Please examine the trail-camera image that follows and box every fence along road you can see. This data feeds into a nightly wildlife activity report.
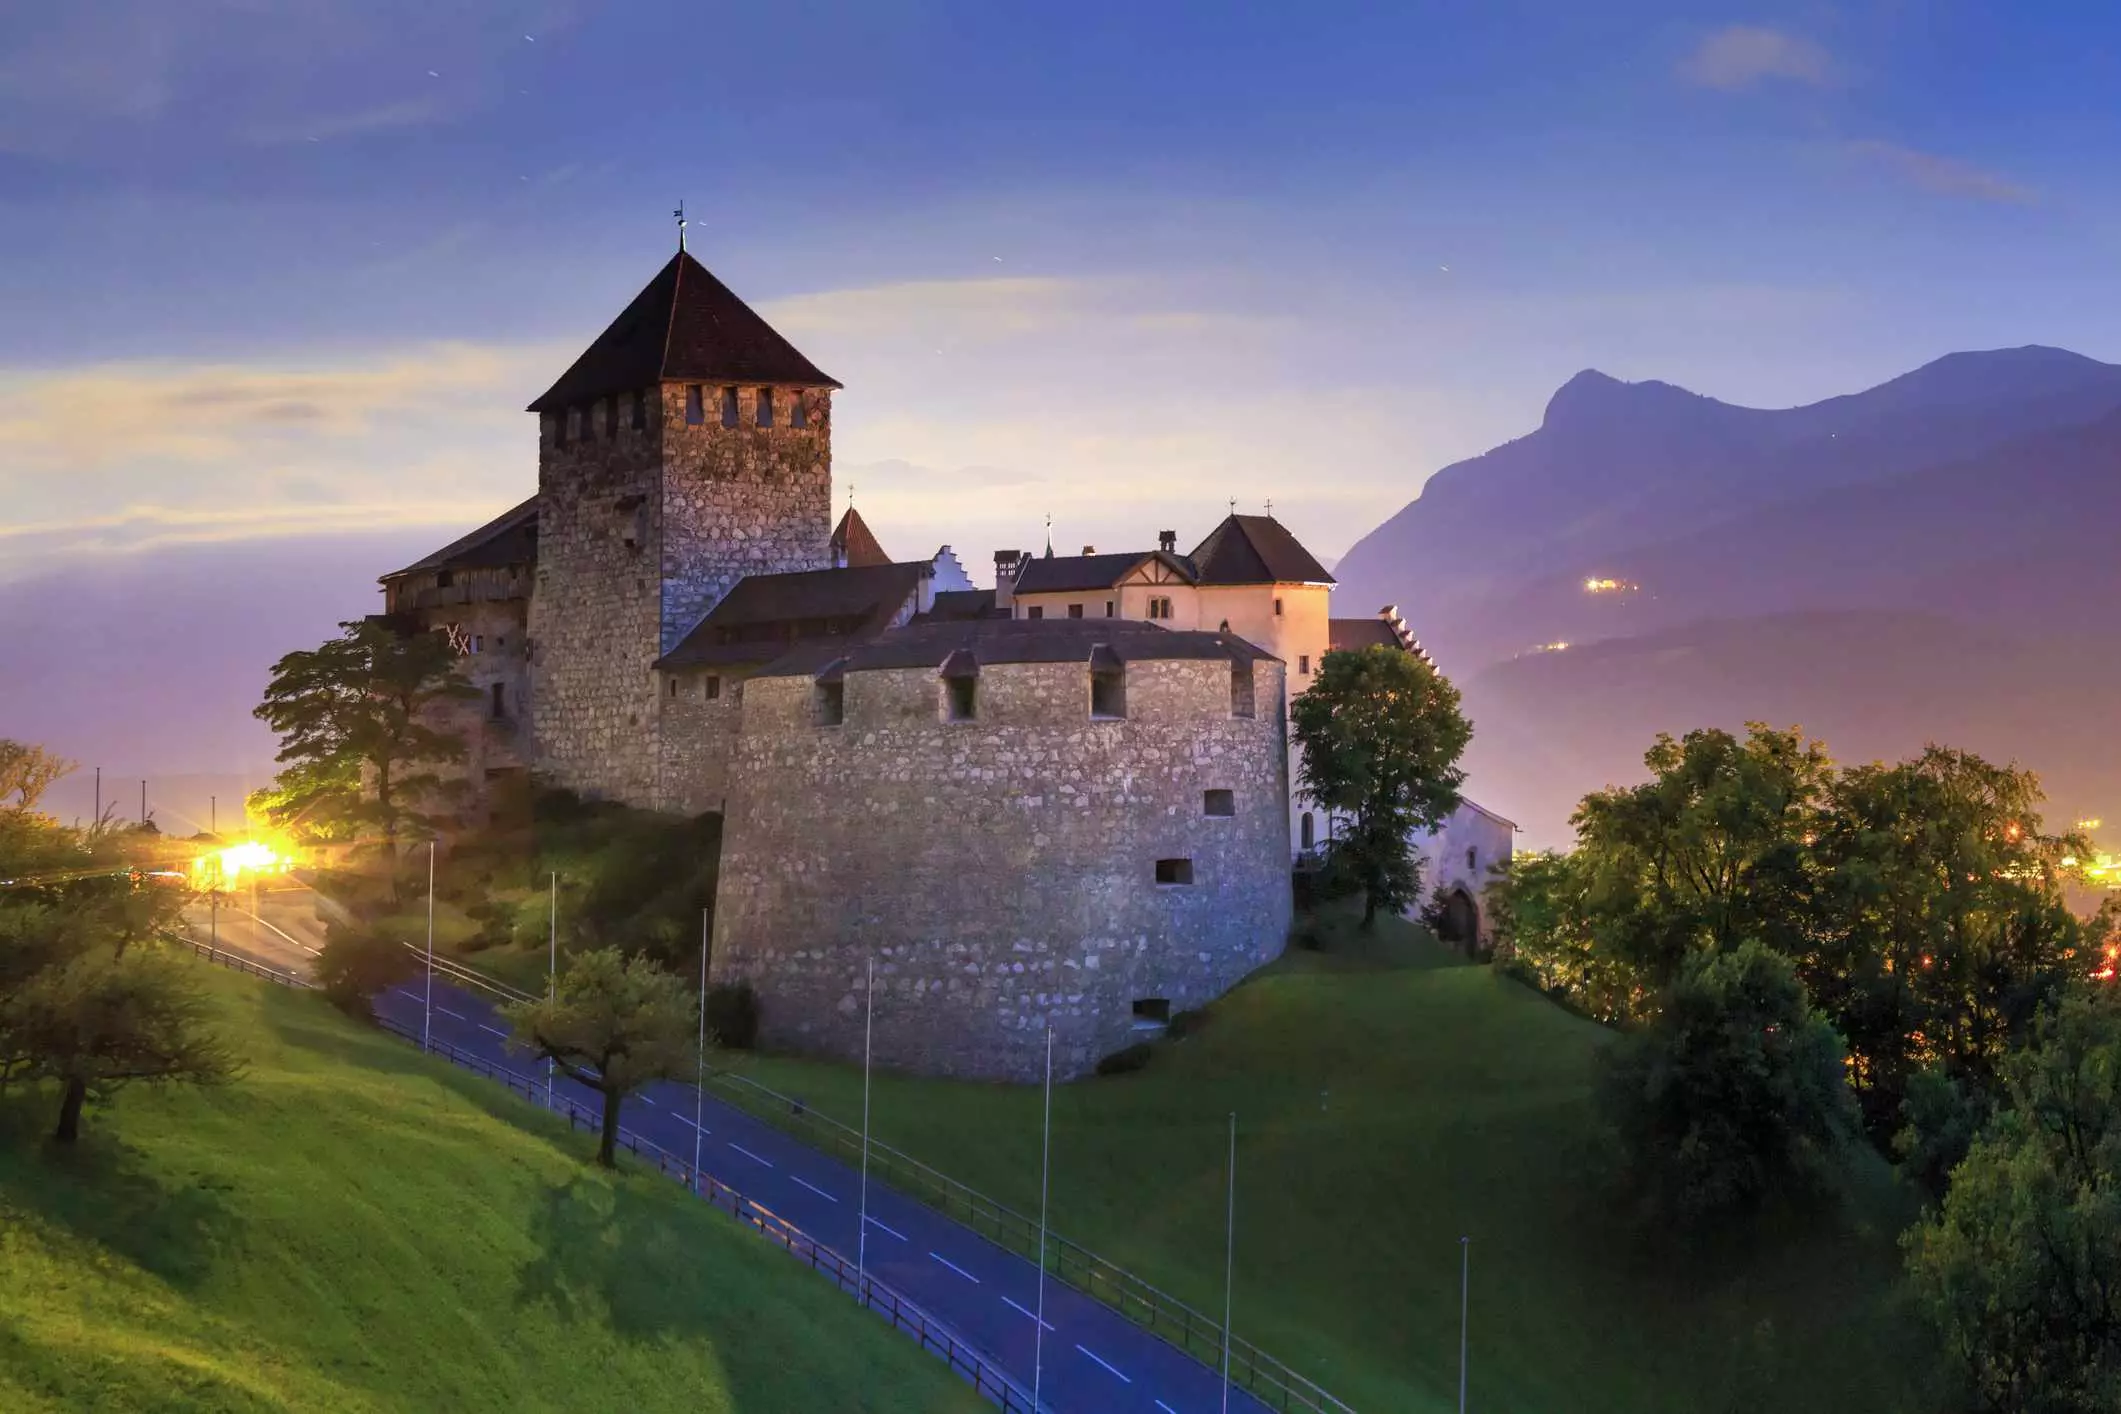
[367,975,1304,1414]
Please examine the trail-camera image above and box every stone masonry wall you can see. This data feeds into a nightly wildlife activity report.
[712,655,1292,1080]
[655,669,745,815]
[527,398,664,804]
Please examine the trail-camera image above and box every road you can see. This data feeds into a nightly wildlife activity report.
[181,883,327,978]
[187,884,1275,1414]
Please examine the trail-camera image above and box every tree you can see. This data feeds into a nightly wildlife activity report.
[253,618,477,871]
[1904,991,2121,1412]
[1598,940,1860,1228]
[1488,849,1641,1022]
[1290,645,1472,927]
[0,739,76,810]
[312,920,418,1022]
[500,948,698,1167]
[5,947,237,1142]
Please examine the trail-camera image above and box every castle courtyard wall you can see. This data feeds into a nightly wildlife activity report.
[711,656,1292,1079]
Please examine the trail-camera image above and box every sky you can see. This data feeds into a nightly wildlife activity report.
[4,0,2120,587]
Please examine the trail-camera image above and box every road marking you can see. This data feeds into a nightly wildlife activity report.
[1076,1344,1130,1383]
[236,907,323,956]
[641,1095,657,1107]
[1156,1402,1179,1414]
[790,1174,838,1203]
[728,1143,775,1168]
[436,1006,466,1021]
[929,1252,981,1284]
[1001,1295,1055,1331]
[668,1113,709,1135]
[479,1024,508,1038]
[864,1215,909,1242]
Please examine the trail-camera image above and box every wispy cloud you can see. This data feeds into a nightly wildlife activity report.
[1846,140,2036,205]
[1678,25,1832,91]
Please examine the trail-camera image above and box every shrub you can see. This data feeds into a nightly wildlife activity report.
[1095,1041,1155,1077]
[313,921,417,1022]
[1166,1007,1210,1040]
[704,981,759,1051]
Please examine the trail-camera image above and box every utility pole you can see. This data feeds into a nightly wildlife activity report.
[421,840,437,1050]
[140,779,146,826]
[858,955,875,1299]
[93,766,100,826]
[547,871,558,1106]
[1034,1022,1054,1406]
[210,795,216,836]
[1222,1111,1237,1414]
[1459,1236,1472,1414]
[693,908,708,1191]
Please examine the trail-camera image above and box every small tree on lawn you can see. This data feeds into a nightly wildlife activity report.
[253,618,476,882]
[312,920,418,1022]
[5,948,237,1142]
[1290,645,1472,928]
[501,947,697,1168]
[1599,940,1860,1229]
[1904,990,2121,1413]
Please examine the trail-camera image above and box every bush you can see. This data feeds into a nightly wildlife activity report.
[1166,1007,1210,1040]
[313,921,417,1022]
[704,981,759,1051]
[1095,1041,1155,1077]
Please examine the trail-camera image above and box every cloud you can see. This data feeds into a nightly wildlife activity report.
[1846,140,2036,205]
[1678,25,1832,91]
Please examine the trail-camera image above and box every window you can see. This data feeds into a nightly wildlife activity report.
[1230,658,1255,717]
[668,677,680,698]
[490,683,507,720]
[756,387,773,427]
[1274,597,1284,617]
[944,676,977,722]
[1090,663,1126,719]
[631,391,647,430]
[1027,606,1044,620]
[1148,596,1173,620]
[1467,847,1478,871]
[1299,655,1311,675]
[1068,603,1084,619]
[600,396,615,439]
[721,385,739,428]
[471,634,484,654]
[790,391,808,428]
[543,413,558,447]
[706,675,722,701]
[436,570,454,589]
[1154,858,1195,885]
[1204,789,1235,817]
[816,680,845,725]
[1131,998,1171,1030]
[1301,812,1315,850]
[1105,601,1115,617]
[565,407,580,444]
[685,385,704,425]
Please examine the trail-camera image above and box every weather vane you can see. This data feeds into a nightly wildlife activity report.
[673,200,687,253]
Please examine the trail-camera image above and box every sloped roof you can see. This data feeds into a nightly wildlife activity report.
[914,589,1003,623]
[1328,618,1399,651]
[1012,549,1197,595]
[754,617,1277,680]
[655,562,928,670]
[381,497,539,581]
[528,251,840,413]
[1189,515,1335,586]
[830,507,891,567]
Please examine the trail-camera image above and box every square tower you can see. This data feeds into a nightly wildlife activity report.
[526,249,840,805]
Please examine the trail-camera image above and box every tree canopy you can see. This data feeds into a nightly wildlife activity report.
[1290,645,1472,927]
[252,618,476,858]
[0,739,76,810]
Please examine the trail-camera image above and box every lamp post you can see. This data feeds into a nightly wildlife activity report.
[421,840,437,1050]
[547,871,558,1106]
[693,908,708,1190]
[1222,1111,1237,1414]
[858,955,875,1299]
[1459,1236,1472,1414]
[1034,1022,1054,1406]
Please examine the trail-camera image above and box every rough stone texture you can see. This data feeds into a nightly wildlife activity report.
[656,669,746,815]
[529,384,832,806]
[711,655,1292,1080]
[1409,801,1517,945]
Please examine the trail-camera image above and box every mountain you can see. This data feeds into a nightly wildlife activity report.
[1336,346,2121,669]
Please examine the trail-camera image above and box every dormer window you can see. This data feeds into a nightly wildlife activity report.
[721,385,739,428]
[1148,596,1173,620]
[756,387,774,427]
[685,385,704,425]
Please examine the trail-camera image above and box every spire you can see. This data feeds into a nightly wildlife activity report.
[1043,513,1053,558]
[674,200,687,254]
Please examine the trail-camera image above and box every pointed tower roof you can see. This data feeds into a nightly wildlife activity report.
[527,250,840,413]
[1188,514,1335,585]
[830,507,891,568]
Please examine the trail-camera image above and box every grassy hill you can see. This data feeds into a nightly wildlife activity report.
[732,913,1941,1413]
[0,964,986,1414]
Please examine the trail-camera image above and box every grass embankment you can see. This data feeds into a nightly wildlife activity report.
[735,907,1938,1414]
[0,964,985,1414]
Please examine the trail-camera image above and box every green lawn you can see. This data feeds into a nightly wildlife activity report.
[730,910,1941,1414]
[0,965,986,1414]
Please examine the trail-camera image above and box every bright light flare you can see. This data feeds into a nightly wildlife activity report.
[191,839,292,889]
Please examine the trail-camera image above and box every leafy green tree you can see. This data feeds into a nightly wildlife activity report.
[1599,940,1860,1227]
[1489,849,1642,1022]
[1801,747,2083,1136]
[1290,645,1472,928]
[5,947,238,1142]
[0,739,75,810]
[501,948,698,1167]
[312,920,418,1022]
[1904,991,2121,1413]
[253,618,477,870]
[1570,724,1829,1014]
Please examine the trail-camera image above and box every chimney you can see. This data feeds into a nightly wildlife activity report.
[1158,530,1177,553]
[993,549,1024,611]
[1082,545,1096,556]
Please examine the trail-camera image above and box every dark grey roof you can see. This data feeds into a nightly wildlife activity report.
[1011,549,1196,594]
[753,617,1277,680]
[912,589,1003,623]
[655,561,928,670]
[528,251,839,413]
[382,497,539,581]
[1189,514,1335,585]
[1329,618,1399,651]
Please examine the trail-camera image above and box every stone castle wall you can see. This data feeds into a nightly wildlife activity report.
[655,669,745,815]
[711,655,1292,1080]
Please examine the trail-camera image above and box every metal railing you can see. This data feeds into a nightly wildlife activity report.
[167,932,314,990]
[705,1068,1358,1414]
[371,1016,1039,1413]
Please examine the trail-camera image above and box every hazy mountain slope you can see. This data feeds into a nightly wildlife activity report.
[1337,346,2121,668]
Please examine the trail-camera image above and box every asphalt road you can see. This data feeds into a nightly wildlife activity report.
[370,975,1272,1414]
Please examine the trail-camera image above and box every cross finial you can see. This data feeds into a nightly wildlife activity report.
[1265,497,1274,516]
[847,481,855,508]
[1228,497,1237,514]
[673,200,687,253]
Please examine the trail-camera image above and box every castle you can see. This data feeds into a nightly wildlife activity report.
[378,244,1510,1079]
